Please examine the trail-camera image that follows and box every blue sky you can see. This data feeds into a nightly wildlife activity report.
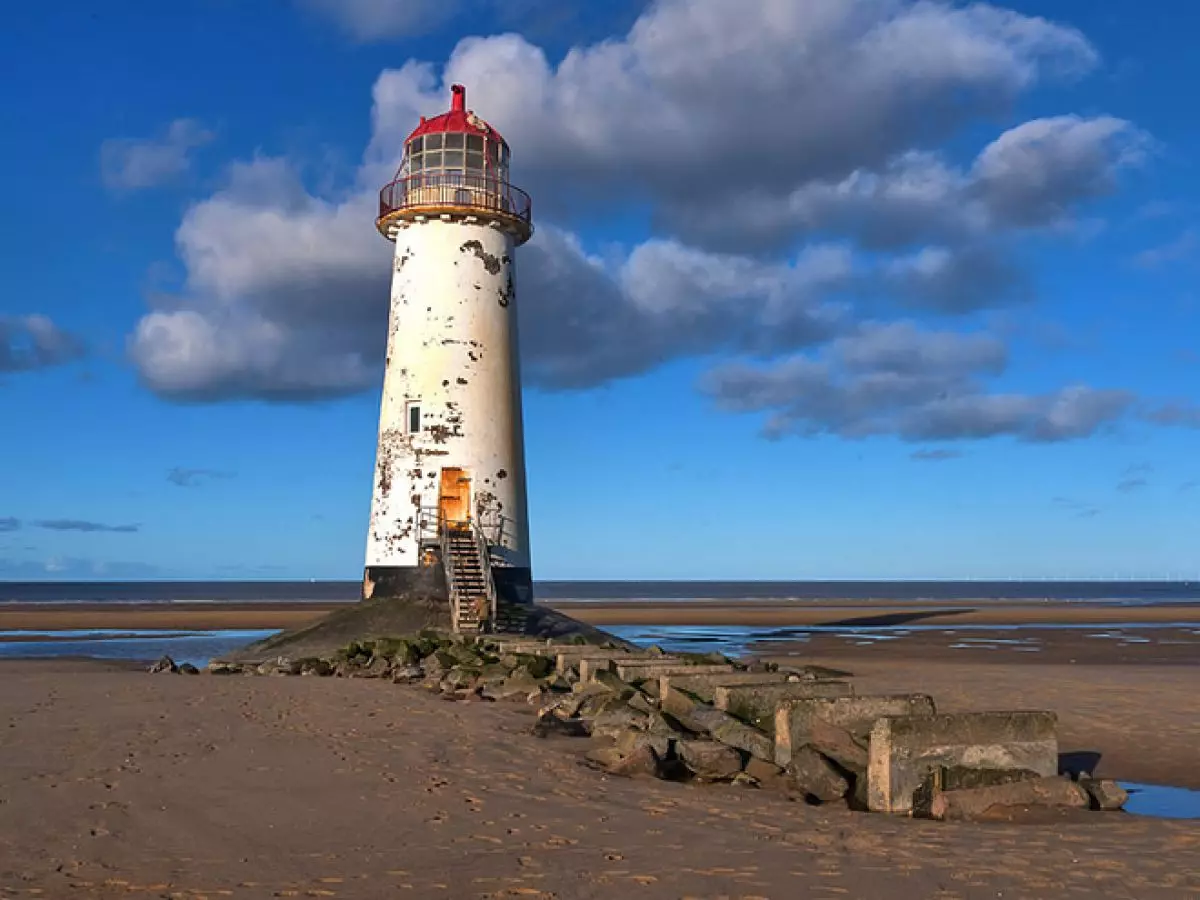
[1,0,1197,581]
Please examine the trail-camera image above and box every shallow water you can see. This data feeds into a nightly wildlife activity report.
[0,629,277,668]
[1120,783,1200,819]
[608,622,1200,658]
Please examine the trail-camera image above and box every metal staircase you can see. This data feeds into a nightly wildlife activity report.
[440,519,497,634]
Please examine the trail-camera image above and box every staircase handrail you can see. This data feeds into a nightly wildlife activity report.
[471,520,499,632]
[439,515,464,630]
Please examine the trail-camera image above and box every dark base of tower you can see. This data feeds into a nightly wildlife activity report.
[361,564,449,602]
[362,565,534,606]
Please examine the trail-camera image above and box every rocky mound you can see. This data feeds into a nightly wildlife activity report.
[218,597,623,665]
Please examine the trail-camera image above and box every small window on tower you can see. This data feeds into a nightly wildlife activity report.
[407,403,421,434]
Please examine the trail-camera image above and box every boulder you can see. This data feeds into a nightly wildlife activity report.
[627,692,656,715]
[928,776,1089,821]
[177,663,200,675]
[788,747,850,804]
[613,728,672,759]
[678,740,743,781]
[586,744,661,779]
[518,654,555,679]
[438,666,479,693]
[481,671,542,702]
[360,655,392,679]
[206,662,242,675]
[806,717,868,773]
[589,707,649,741]
[1080,778,1129,811]
[662,687,773,761]
[744,756,788,789]
[391,665,424,684]
[531,711,590,738]
[578,690,635,720]
[300,658,334,677]
[148,656,178,674]
[592,670,637,698]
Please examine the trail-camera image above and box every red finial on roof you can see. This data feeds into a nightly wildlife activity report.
[402,83,505,146]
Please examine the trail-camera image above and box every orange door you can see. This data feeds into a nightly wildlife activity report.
[438,468,471,525]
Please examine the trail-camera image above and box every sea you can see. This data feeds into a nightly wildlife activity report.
[3,579,1200,605]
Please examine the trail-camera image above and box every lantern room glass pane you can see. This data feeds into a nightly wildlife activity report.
[443,149,464,168]
[409,136,423,154]
[467,135,483,152]
[485,141,498,164]
[466,151,484,173]
[425,134,443,150]
[445,133,464,149]
[410,153,424,171]
[424,150,442,169]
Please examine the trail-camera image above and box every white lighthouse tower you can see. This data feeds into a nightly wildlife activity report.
[364,84,533,633]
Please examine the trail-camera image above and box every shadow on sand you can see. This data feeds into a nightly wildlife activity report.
[816,609,977,629]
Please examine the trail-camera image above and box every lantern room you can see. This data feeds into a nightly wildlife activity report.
[377,84,532,244]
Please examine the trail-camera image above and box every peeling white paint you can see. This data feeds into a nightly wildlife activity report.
[366,219,530,570]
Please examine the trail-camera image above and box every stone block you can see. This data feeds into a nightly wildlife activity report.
[868,710,1058,815]
[554,645,629,674]
[577,655,663,683]
[714,681,853,732]
[928,776,1088,820]
[659,671,799,704]
[612,660,734,682]
[774,694,936,767]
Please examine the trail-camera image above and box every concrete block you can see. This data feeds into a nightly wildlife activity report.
[714,681,853,733]
[553,645,634,674]
[578,655,675,683]
[659,671,801,704]
[868,710,1058,815]
[612,661,734,682]
[774,694,935,768]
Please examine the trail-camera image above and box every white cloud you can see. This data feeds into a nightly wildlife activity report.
[128,0,1150,442]
[703,328,1132,442]
[100,119,214,191]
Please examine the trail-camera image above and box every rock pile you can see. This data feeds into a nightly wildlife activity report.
[153,633,1129,820]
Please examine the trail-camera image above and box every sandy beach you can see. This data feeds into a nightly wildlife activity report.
[0,656,1197,899]
[3,598,1200,633]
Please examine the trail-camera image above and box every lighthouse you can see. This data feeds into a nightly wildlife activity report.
[364,84,533,633]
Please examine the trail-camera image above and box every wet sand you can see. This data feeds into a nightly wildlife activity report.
[3,599,1200,633]
[1,659,1198,898]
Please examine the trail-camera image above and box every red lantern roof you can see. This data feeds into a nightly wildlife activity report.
[405,84,506,146]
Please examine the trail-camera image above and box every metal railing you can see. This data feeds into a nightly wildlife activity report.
[472,521,499,629]
[379,172,532,226]
[418,506,498,633]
